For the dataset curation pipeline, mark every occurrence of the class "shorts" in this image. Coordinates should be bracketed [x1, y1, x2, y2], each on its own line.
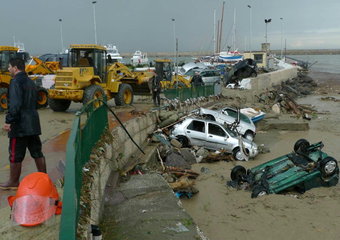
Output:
[9, 135, 44, 163]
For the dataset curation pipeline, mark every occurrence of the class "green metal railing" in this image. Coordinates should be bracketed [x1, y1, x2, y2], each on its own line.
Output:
[163, 84, 216, 101]
[59, 101, 108, 240]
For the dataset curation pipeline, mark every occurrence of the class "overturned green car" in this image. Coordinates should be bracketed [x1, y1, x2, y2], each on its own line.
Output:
[229, 139, 339, 198]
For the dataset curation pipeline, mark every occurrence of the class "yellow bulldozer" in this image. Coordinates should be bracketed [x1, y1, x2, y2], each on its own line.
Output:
[0, 46, 49, 111]
[48, 44, 155, 111]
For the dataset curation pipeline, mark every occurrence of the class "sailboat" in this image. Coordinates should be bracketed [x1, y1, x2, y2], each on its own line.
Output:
[218, 9, 243, 63]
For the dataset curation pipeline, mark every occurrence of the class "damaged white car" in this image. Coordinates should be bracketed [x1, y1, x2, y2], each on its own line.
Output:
[194, 107, 256, 141]
[170, 118, 258, 161]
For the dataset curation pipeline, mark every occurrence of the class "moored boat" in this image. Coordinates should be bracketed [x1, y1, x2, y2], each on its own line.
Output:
[131, 50, 148, 65]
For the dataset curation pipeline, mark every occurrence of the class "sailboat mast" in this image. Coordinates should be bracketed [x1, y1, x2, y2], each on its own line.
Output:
[213, 9, 216, 54]
[218, 1, 225, 53]
[233, 8, 236, 51]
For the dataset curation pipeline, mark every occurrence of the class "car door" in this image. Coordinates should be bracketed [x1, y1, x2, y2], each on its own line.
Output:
[185, 120, 207, 147]
[206, 123, 231, 151]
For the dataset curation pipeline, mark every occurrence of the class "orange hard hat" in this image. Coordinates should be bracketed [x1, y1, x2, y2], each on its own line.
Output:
[8, 172, 62, 227]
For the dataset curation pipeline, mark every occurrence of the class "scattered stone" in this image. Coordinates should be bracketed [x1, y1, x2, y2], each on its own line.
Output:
[170, 138, 182, 148]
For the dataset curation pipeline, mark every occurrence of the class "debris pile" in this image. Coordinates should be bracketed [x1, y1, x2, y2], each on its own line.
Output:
[256, 72, 318, 118]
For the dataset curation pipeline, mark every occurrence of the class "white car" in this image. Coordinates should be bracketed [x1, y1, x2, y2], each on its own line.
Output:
[170, 118, 258, 161]
[195, 107, 256, 141]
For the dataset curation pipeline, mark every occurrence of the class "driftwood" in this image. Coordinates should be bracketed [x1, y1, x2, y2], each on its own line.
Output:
[165, 166, 199, 178]
[169, 176, 195, 190]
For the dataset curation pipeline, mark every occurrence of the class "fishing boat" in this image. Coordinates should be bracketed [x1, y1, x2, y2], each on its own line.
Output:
[131, 50, 148, 66]
[240, 108, 266, 123]
[105, 44, 123, 62]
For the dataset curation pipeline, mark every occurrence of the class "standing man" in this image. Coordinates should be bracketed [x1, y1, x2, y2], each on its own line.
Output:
[0, 58, 46, 190]
[149, 72, 162, 106]
[191, 71, 204, 87]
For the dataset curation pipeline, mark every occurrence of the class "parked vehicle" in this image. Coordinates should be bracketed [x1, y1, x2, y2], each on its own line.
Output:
[225, 58, 258, 84]
[229, 139, 339, 198]
[185, 68, 222, 85]
[170, 118, 258, 161]
[178, 62, 207, 75]
[194, 107, 256, 141]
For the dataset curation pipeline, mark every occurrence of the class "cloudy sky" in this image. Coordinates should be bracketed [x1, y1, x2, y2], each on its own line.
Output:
[1, 0, 340, 55]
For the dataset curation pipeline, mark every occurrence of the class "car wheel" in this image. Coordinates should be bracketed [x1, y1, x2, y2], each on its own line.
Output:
[233, 148, 246, 161]
[320, 157, 338, 177]
[176, 136, 189, 148]
[243, 131, 255, 141]
[251, 185, 268, 198]
[294, 139, 310, 154]
[230, 165, 246, 183]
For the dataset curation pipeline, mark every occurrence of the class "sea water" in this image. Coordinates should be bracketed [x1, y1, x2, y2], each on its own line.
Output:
[287, 55, 340, 74]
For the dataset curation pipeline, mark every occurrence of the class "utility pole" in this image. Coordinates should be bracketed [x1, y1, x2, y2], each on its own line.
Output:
[59, 18, 64, 53]
[92, 1, 98, 44]
[247, 5, 252, 54]
[264, 18, 272, 52]
[280, 17, 284, 59]
[171, 18, 176, 74]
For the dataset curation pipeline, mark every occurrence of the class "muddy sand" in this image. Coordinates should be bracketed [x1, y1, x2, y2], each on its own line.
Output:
[181, 71, 340, 240]
[1, 71, 340, 240]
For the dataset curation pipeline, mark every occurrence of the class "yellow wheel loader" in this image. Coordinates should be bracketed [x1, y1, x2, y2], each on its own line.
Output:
[0, 46, 49, 111]
[48, 44, 154, 111]
[154, 59, 191, 88]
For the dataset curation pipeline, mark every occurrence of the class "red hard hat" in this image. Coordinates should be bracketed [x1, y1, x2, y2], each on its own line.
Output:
[8, 172, 62, 227]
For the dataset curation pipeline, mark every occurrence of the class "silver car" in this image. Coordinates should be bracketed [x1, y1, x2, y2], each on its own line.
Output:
[185, 68, 222, 85]
[195, 107, 256, 141]
[170, 118, 258, 161]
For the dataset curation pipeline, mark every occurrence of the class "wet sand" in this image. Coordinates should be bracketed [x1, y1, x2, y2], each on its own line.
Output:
[0, 72, 339, 239]
[181, 71, 340, 240]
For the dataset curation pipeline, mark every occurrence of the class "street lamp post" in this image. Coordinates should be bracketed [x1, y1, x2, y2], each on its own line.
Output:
[280, 17, 284, 59]
[171, 18, 177, 74]
[247, 5, 252, 54]
[264, 18, 272, 51]
[59, 18, 64, 53]
[92, 1, 98, 44]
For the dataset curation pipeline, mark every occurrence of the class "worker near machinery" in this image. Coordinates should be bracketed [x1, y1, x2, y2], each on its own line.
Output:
[149, 72, 162, 106]
[191, 71, 204, 87]
[0, 58, 46, 190]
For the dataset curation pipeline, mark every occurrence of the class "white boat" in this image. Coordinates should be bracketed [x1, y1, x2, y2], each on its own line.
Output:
[240, 108, 266, 123]
[219, 50, 243, 62]
[105, 44, 123, 62]
[131, 50, 148, 65]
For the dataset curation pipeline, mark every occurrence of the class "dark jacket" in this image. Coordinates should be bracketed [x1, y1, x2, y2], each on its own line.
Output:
[148, 76, 161, 92]
[5, 72, 41, 138]
[191, 75, 204, 86]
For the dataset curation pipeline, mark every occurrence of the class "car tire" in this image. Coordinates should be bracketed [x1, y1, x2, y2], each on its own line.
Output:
[176, 136, 189, 148]
[320, 157, 338, 177]
[230, 165, 246, 183]
[233, 148, 246, 161]
[251, 185, 268, 198]
[294, 139, 310, 154]
[243, 131, 255, 141]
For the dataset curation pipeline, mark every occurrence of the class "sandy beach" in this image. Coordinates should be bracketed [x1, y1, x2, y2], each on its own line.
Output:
[180, 71, 340, 240]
